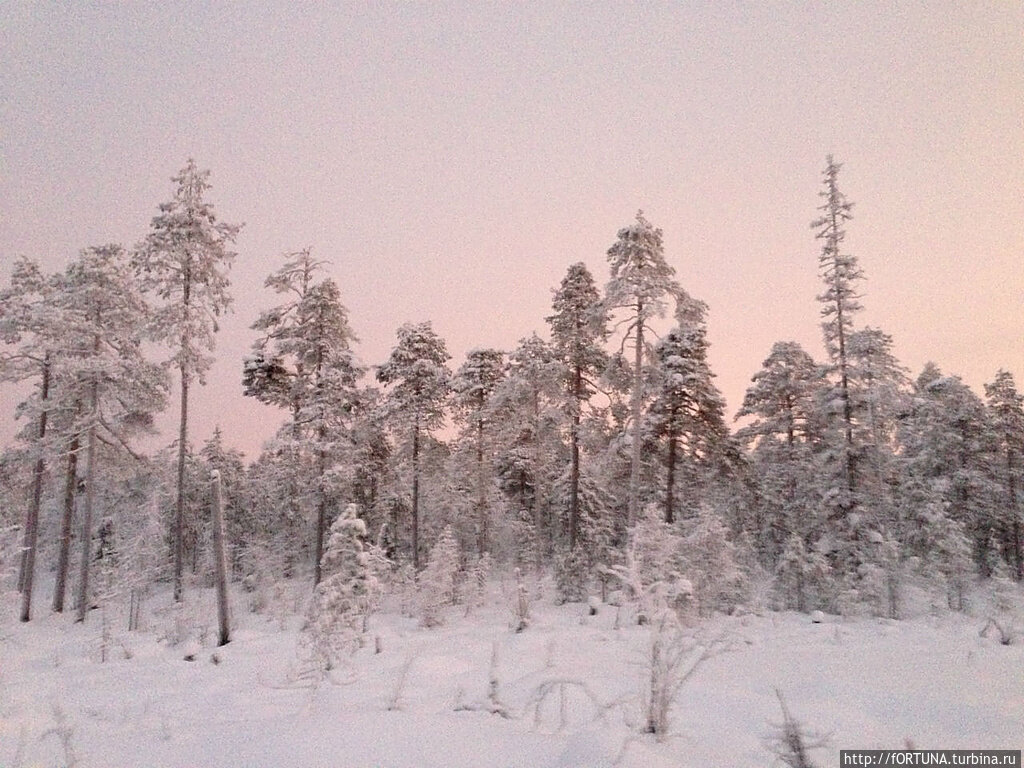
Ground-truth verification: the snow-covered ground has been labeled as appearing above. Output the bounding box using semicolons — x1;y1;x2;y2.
2;577;1022;768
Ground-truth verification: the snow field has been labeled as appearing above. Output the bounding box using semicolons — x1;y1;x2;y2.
1;576;1021;767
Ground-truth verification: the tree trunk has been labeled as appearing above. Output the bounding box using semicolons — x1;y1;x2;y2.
19;356;51;622
75;400;98;623
174;263;192;602
568;364;581;550
531;386;546;567
628;306;645;525
210;471;231;646
1008;449;1021;581
52;432;80;613
314;426;327;586
831;201;856;515
313;347;328;586
476;414;488;557
665;424;678;525
174;368;189;602
412;416;420;570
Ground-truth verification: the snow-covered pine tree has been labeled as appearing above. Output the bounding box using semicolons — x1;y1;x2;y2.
134;159;240;602
304;504;375;672
774;532;831;613
811;156;863;531
605;212;685;525
450;348;505;557
547;263;609;550
846;328;908;455
646;305;728;525
898;364;999;577
0;257;61;621
246;429;314;581
347;386;394;540
245;250;361;584
0;449;32;594
53;245;168;622
735;341;824;568
553;468;615;603
985;370;1024;580
837;328;911;614
677;507;747;616
489;334;565;564
737;342;822;451
376;322;451;569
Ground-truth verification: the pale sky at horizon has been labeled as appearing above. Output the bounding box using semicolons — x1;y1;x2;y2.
2;2;1022;459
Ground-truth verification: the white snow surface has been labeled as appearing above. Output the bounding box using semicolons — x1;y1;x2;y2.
2;578;1022;767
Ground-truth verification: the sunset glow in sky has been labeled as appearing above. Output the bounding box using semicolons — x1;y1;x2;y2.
2;3;1022;457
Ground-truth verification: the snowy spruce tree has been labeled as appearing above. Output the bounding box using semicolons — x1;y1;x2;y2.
899;364;1000;578
419;526;460;628
553;469;615;603
677;508;747;616
376;322;451;569
305;504;375;672
774;532;831;613
608;506;691;622
134;159;240;601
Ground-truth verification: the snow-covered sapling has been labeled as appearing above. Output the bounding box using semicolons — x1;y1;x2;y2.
303;504;376;672
512;567;530;632
642;612;719;742
763;689;829;768
419;526;459;628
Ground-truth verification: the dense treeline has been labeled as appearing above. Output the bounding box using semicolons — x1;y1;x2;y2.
2;157;1022;627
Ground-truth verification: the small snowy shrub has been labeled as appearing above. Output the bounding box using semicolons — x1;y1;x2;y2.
512;567;530;632
554;547;589;604
463;552;492;615
677;509;747;616
979;575;1024;644
775;533;832;613
419;526;460;628
302;505;376;673
763;690;829;767
608;507;693;623
642;610;716;742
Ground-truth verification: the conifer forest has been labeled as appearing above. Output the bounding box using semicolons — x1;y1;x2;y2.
2;154;1022;766
4;156;1022;626
5;3;1024;763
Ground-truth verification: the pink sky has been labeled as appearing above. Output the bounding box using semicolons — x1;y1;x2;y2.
2;3;1022;459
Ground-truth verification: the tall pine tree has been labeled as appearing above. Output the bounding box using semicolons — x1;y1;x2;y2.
0;258;60;621
56;245;168;622
812;156;862;524
547;263;608;548
451;348;505;557
377;322;450;569
605;212;684;524
134;159;240;601
245;250;360;584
